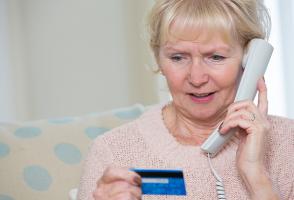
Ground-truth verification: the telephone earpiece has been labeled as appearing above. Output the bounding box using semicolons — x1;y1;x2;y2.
241;50;248;69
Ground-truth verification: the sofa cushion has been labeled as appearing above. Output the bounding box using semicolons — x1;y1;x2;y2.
0;104;144;200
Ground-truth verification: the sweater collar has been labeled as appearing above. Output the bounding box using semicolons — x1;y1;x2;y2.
137;103;202;160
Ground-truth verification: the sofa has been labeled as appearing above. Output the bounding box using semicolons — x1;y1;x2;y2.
0;104;145;200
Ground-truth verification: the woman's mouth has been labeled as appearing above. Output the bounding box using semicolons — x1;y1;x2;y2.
189;92;215;103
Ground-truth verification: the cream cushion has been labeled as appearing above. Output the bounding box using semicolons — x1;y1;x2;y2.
0;104;144;200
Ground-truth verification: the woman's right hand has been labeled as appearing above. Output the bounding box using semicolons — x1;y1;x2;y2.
93;166;142;200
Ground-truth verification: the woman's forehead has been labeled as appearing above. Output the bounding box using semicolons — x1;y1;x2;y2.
161;23;237;47
162;40;233;52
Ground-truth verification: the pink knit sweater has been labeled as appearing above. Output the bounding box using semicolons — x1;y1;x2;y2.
78;105;294;200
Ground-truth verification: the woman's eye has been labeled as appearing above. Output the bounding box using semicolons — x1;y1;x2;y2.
210;54;225;62
170;54;184;62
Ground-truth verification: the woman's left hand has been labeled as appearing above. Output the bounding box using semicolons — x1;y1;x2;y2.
219;78;279;199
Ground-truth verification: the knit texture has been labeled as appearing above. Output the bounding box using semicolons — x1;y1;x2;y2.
78;104;294;200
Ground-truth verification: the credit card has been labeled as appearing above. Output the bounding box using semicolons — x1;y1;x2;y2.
131;169;186;195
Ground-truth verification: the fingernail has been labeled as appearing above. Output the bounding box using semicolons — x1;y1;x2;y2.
134;176;141;186
218;122;225;134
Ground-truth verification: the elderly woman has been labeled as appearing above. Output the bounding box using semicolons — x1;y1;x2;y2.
78;0;294;199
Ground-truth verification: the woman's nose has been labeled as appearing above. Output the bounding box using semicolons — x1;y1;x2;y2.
188;60;209;87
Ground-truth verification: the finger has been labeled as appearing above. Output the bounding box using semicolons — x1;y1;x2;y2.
225;109;255;122
108;181;142;199
220;109;259;134
226;100;256;116
93;181;140;200
108;181;132;197
219;112;247;134
115;192;139;200
93;186;109;200
220;117;255;135
127;185;142;200
257;77;268;115
100;166;141;186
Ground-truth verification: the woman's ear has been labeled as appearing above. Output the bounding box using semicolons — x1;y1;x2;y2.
158;66;165;76
153;67;164;75
154;56;165;75
159;68;164;75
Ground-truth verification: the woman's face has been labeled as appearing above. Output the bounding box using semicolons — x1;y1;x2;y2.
158;30;244;122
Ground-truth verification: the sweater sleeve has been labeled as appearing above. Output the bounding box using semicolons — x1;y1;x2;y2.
275;134;294;200
267;117;294;200
274;144;294;200
77;136;114;200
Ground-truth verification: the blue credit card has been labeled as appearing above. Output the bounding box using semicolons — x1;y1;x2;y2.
131;169;186;195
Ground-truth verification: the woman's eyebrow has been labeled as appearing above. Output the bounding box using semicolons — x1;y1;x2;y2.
162;44;184;51
162;42;234;53
162;44;194;53
201;45;232;53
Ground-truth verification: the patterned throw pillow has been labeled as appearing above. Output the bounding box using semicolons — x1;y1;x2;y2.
0;104;144;200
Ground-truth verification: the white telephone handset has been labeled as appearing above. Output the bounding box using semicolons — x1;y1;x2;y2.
201;38;273;157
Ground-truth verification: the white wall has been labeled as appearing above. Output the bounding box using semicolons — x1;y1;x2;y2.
277;1;294;118
263;0;287;117
4;0;293;120
0;0;16;121
263;0;294;119
7;0;159;120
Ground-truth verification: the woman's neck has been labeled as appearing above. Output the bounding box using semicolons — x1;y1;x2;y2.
162;103;224;146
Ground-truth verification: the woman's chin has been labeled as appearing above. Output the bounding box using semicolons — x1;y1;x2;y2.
171;102;225;122
188;110;222;122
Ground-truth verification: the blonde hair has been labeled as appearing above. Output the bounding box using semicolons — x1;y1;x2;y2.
147;0;271;58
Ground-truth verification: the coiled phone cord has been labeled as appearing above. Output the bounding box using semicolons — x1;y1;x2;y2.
208;153;227;200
